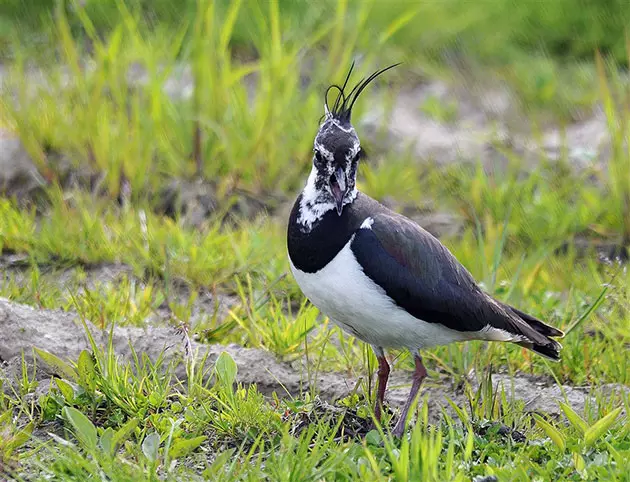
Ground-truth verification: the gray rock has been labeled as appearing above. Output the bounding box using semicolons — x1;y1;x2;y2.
0;131;45;198
0;259;237;329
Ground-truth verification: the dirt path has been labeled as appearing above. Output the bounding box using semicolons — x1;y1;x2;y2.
2;297;626;424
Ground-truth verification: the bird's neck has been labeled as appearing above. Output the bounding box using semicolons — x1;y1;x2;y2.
297;167;357;231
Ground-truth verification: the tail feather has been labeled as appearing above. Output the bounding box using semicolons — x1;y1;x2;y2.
498;302;564;361
516;339;562;361
507;305;565;338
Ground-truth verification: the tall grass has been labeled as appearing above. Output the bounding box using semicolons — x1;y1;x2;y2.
1;0;420;200
595;46;630;246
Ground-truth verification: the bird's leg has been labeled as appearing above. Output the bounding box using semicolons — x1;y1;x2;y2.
375;354;390;422
392;354;427;437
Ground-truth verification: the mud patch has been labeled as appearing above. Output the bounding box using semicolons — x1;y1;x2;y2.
2;298;626;428
361;81;510;169
287;398;376;440
0;257;134;287
476;421;526;443
154;178;284;229
379;197;465;239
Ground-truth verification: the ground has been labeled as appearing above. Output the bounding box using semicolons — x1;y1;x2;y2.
0;1;629;481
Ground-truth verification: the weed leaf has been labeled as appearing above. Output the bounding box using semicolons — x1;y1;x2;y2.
100;427;115;458
215;351;238;387
112;417;139;448
534;414;566;451
142;432;161;462
168;436;207;459
584;407;622;447
35;348;78;382
63;406;98;452
559;402;588;434
54;378;75;403
77;350;97;391
5;422;33;454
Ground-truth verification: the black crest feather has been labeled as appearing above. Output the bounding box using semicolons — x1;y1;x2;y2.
324;61;401;124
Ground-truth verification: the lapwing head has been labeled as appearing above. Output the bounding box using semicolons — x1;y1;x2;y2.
311;62;400;216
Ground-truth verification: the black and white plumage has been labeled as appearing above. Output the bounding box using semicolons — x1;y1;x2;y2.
287;64;564;437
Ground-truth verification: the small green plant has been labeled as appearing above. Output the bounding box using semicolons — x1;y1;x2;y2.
230;275;328;360
365;404;468;481
533;402;628;479
0;411;33;473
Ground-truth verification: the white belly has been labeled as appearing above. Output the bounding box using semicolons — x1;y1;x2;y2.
289;239;470;350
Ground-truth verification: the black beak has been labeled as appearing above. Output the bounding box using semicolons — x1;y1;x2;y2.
329;167;347;216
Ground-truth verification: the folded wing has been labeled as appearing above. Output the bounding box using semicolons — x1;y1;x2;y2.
350;212;563;359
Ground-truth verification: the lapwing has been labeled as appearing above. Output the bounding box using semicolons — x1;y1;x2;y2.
287;64;564;437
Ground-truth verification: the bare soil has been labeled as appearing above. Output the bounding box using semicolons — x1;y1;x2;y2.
2;297;627;427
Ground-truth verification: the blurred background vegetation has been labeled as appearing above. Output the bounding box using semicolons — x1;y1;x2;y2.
1;0;629;194
3;0;630;63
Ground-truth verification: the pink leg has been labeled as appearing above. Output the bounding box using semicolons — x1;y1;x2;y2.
392;354;427;437
375;354;390;422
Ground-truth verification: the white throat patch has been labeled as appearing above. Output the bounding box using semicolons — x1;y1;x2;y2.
297;167;357;231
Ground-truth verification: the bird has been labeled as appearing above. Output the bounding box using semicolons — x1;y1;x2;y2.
286;63;564;437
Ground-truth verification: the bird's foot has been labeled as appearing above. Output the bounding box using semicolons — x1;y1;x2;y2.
390;355;427;438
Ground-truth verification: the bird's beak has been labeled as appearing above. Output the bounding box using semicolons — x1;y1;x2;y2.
330;167;347;216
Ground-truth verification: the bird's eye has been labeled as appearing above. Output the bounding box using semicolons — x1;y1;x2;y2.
314;151;324;164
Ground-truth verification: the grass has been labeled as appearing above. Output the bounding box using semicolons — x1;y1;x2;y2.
0;1;629;480
1;339;628;480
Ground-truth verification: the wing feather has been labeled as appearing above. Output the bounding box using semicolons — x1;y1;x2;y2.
351;212;556;348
